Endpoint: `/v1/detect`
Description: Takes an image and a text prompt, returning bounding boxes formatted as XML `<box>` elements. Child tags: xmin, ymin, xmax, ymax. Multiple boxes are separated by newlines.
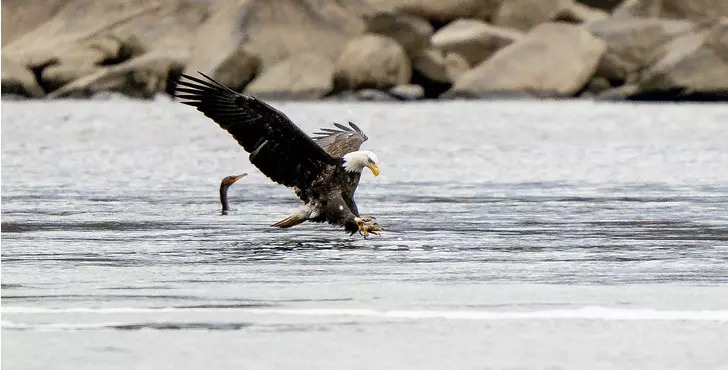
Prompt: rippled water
<box><xmin>2</xmin><ymin>98</ymin><xmax>728</xmax><ymax>370</ymax></box>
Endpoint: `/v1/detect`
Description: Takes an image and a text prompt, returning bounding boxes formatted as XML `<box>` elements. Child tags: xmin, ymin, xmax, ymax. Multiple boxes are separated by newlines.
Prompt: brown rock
<box><xmin>2</xmin><ymin>0</ymin><xmax>207</xmax><ymax>98</ymax></box>
<box><xmin>389</xmin><ymin>84</ymin><xmax>425</xmax><ymax>100</ymax></box>
<box><xmin>366</xmin><ymin>12</ymin><xmax>433</xmax><ymax>57</ymax></box>
<box><xmin>1</xmin><ymin>0</ymin><xmax>73</xmax><ymax>46</ymax></box>
<box><xmin>411</xmin><ymin>49</ymin><xmax>450</xmax><ymax>83</ymax></box>
<box><xmin>47</xmin><ymin>52</ymin><xmax>185</xmax><ymax>99</ymax></box>
<box><xmin>333</xmin><ymin>34</ymin><xmax>412</xmax><ymax>91</ymax></box>
<box><xmin>447</xmin><ymin>22</ymin><xmax>607</xmax><ymax>98</ymax></box>
<box><xmin>431</xmin><ymin>19</ymin><xmax>522</xmax><ymax>66</ymax></box>
<box><xmin>492</xmin><ymin>0</ymin><xmax>573</xmax><ymax>31</ymax></box>
<box><xmin>639</xmin><ymin>21</ymin><xmax>728</xmax><ymax>97</ymax></box>
<box><xmin>245</xmin><ymin>53</ymin><xmax>335</xmax><ymax>100</ymax></box>
<box><xmin>614</xmin><ymin>0</ymin><xmax>728</xmax><ymax>24</ymax></box>
<box><xmin>553</xmin><ymin>2</ymin><xmax>609</xmax><ymax>25</ymax></box>
<box><xmin>366</xmin><ymin>0</ymin><xmax>501</xmax><ymax>24</ymax></box>
<box><xmin>238</xmin><ymin>0</ymin><xmax>365</xmax><ymax>71</ymax></box>
<box><xmin>184</xmin><ymin>0</ymin><xmax>260</xmax><ymax>92</ymax></box>
<box><xmin>444</xmin><ymin>53</ymin><xmax>471</xmax><ymax>81</ymax></box>
<box><xmin>1</xmin><ymin>57</ymin><xmax>45</xmax><ymax>98</ymax></box>
<box><xmin>589</xmin><ymin>17</ymin><xmax>695</xmax><ymax>83</ymax></box>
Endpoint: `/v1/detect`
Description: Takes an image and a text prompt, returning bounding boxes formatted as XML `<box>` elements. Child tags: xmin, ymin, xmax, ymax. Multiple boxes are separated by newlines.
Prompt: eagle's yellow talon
<box><xmin>357</xmin><ymin>222</ymin><xmax>383</xmax><ymax>238</ymax></box>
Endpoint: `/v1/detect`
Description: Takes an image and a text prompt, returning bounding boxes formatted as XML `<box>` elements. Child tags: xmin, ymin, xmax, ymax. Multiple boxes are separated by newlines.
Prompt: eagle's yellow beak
<box><xmin>367</xmin><ymin>163</ymin><xmax>380</xmax><ymax>177</ymax></box>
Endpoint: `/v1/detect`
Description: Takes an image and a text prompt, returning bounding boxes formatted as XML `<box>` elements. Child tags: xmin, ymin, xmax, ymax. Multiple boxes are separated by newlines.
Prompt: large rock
<box><xmin>492</xmin><ymin>0</ymin><xmax>573</xmax><ymax>31</ymax></box>
<box><xmin>638</xmin><ymin>21</ymin><xmax>728</xmax><ymax>98</ymax></box>
<box><xmin>614</xmin><ymin>0</ymin><xmax>728</xmax><ymax>23</ymax></box>
<box><xmin>2</xmin><ymin>0</ymin><xmax>207</xmax><ymax>96</ymax></box>
<box><xmin>411</xmin><ymin>49</ymin><xmax>450</xmax><ymax>83</ymax></box>
<box><xmin>431</xmin><ymin>19</ymin><xmax>522</xmax><ymax>66</ymax></box>
<box><xmin>366</xmin><ymin>12</ymin><xmax>433</xmax><ymax>57</ymax></box>
<box><xmin>184</xmin><ymin>0</ymin><xmax>260</xmax><ymax>92</ymax></box>
<box><xmin>1</xmin><ymin>57</ymin><xmax>45</xmax><ymax>98</ymax></box>
<box><xmin>236</xmin><ymin>0</ymin><xmax>365</xmax><ymax>71</ymax></box>
<box><xmin>1</xmin><ymin>0</ymin><xmax>73</xmax><ymax>46</ymax></box>
<box><xmin>447</xmin><ymin>22</ymin><xmax>607</xmax><ymax>98</ymax></box>
<box><xmin>245</xmin><ymin>53</ymin><xmax>335</xmax><ymax>100</ymax></box>
<box><xmin>366</xmin><ymin>0</ymin><xmax>502</xmax><ymax>24</ymax></box>
<box><xmin>333</xmin><ymin>34</ymin><xmax>412</xmax><ymax>91</ymax></box>
<box><xmin>589</xmin><ymin>17</ymin><xmax>695</xmax><ymax>83</ymax></box>
<box><xmin>47</xmin><ymin>51</ymin><xmax>185</xmax><ymax>99</ymax></box>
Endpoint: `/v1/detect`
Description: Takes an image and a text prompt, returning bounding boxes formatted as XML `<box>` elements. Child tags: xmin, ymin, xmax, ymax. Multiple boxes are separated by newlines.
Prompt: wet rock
<box><xmin>366</xmin><ymin>12</ymin><xmax>433</xmax><ymax>57</ymax></box>
<box><xmin>245</xmin><ymin>53</ymin><xmax>335</xmax><ymax>100</ymax></box>
<box><xmin>638</xmin><ymin>21</ymin><xmax>728</xmax><ymax>99</ymax></box>
<box><xmin>367</xmin><ymin>0</ymin><xmax>501</xmax><ymax>24</ymax></box>
<box><xmin>589</xmin><ymin>17</ymin><xmax>695</xmax><ymax>83</ymax></box>
<box><xmin>1</xmin><ymin>57</ymin><xmax>45</xmax><ymax>98</ymax></box>
<box><xmin>389</xmin><ymin>84</ymin><xmax>426</xmax><ymax>100</ymax></box>
<box><xmin>333</xmin><ymin>34</ymin><xmax>412</xmax><ymax>91</ymax></box>
<box><xmin>492</xmin><ymin>0</ymin><xmax>573</xmax><ymax>31</ymax></box>
<box><xmin>432</xmin><ymin>19</ymin><xmax>522</xmax><ymax>66</ymax></box>
<box><xmin>446</xmin><ymin>23</ymin><xmax>607</xmax><ymax>98</ymax></box>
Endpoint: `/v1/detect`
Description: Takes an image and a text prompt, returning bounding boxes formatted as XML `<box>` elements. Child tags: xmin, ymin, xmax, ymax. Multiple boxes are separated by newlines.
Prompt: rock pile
<box><xmin>2</xmin><ymin>0</ymin><xmax>727</xmax><ymax>101</ymax></box>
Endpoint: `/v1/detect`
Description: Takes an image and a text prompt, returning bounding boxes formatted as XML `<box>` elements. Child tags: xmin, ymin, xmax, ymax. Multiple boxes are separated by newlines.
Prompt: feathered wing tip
<box><xmin>271</xmin><ymin>213</ymin><xmax>307</xmax><ymax>228</ymax></box>
<box><xmin>312</xmin><ymin>121</ymin><xmax>366</xmax><ymax>140</ymax></box>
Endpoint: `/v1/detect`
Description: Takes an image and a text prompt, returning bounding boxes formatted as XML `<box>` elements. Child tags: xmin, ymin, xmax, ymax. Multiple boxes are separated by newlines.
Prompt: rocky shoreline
<box><xmin>2</xmin><ymin>0</ymin><xmax>728</xmax><ymax>102</ymax></box>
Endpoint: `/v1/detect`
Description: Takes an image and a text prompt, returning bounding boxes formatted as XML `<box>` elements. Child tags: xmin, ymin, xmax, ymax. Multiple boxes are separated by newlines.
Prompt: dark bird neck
<box><xmin>220</xmin><ymin>183</ymin><xmax>231</xmax><ymax>215</ymax></box>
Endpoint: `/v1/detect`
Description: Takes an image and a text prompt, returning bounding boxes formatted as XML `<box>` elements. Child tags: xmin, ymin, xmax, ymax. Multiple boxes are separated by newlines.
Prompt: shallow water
<box><xmin>2</xmin><ymin>98</ymin><xmax>728</xmax><ymax>370</ymax></box>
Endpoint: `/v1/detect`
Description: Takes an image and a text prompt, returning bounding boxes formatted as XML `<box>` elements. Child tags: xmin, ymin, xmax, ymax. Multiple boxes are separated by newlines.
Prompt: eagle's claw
<box><xmin>358</xmin><ymin>222</ymin><xmax>383</xmax><ymax>239</ymax></box>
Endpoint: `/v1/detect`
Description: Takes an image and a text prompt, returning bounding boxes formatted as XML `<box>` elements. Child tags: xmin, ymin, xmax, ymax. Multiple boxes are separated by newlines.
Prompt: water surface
<box><xmin>2</xmin><ymin>98</ymin><xmax>728</xmax><ymax>370</ymax></box>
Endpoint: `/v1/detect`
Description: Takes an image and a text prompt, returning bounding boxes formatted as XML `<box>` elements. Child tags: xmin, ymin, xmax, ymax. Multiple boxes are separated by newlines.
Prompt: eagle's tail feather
<box><xmin>271</xmin><ymin>213</ymin><xmax>307</xmax><ymax>228</ymax></box>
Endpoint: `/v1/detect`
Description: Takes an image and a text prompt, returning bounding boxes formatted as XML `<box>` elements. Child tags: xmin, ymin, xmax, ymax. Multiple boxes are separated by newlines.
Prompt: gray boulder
<box><xmin>614</xmin><ymin>0</ymin><xmax>728</xmax><ymax>23</ymax></box>
<box><xmin>245</xmin><ymin>53</ymin><xmax>335</xmax><ymax>100</ymax></box>
<box><xmin>431</xmin><ymin>19</ymin><xmax>522</xmax><ymax>66</ymax></box>
<box><xmin>333</xmin><ymin>34</ymin><xmax>412</xmax><ymax>91</ymax></box>
<box><xmin>638</xmin><ymin>21</ymin><xmax>728</xmax><ymax>98</ymax></box>
<box><xmin>492</xmin><ymin>0</ymin><xmax>573</xmax><ymax>31</ymax></box>
<box><xmin>366</xmin><ymin>12</ymin><xmax>433</xmax><ymax>57</ymax></box>
<box><xmin>1</xmin><ymin>57</ymin><xmax>45</xmax><ymax>98</ymax></box>
<box><xmin>588</xmin><ymin>17</ymin><xmax>695</xmax><ymax>83</ymax></box>
<box><xmin>447</xmin><ymin>22</ymin><xmax>607</xmax><ymax>98</ymax></box>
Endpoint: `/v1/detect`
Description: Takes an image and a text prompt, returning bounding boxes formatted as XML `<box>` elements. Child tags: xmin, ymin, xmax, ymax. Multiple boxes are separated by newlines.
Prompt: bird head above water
<box><xmin>342</xmin><ymin>150</ymin><xmax>380</xmax><ymax>176</ymax></box>
<box><xmin>220</xmin><ymin>173</ymin><xmax>247</xmax><ymax>215</ymax></box>
<box><xmin>221</xmin><ymin>174</ymin><xmax>247</xmax><ymax>187</ymax></box>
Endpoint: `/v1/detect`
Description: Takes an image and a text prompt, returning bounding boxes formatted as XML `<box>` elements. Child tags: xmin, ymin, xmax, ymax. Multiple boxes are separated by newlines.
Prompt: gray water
<box><xmin>2</xmin><ymin>98</ymin><xmax>728</xmax><ymax>370</ymax></box>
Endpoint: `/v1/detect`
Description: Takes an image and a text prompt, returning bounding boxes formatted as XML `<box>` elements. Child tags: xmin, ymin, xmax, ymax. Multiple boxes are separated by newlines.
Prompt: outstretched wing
<box><xmin>174</xmin><ymin>72</ymin><xmax>336</xmax><ymax>189</ymax></box>
<box><xmin>312</xmin><ymin>122</ymin><xmax>369</xmax><ymax>158</ymax></box>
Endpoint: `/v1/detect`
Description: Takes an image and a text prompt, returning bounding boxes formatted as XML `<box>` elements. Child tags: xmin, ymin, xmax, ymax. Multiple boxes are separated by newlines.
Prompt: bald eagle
<box><xmin>174</xmin><ymin>72</ymin><xmax>383</xmax><ymax>237</ymax></box>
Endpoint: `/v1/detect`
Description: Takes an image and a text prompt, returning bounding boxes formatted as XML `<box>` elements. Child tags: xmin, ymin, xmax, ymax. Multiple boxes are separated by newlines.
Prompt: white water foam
<box><xmin>3</xmin><ymin>306</ymin><xmax>728</xmax><ymax>322</ymax></box>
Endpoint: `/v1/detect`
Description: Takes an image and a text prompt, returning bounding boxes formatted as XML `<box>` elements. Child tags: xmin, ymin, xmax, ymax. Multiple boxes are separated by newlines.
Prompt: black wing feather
<box><xmin>175</xmin><ymin>72</ymin><xmax>336</xmax><ymax>189</ymax></box>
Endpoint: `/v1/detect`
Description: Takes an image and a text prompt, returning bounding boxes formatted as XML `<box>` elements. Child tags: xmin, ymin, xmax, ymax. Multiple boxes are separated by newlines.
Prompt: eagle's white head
<box><xmin>342</xmin><ymin>150</ymin><xmax>380</xmax><ymax>176</ymax></box>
